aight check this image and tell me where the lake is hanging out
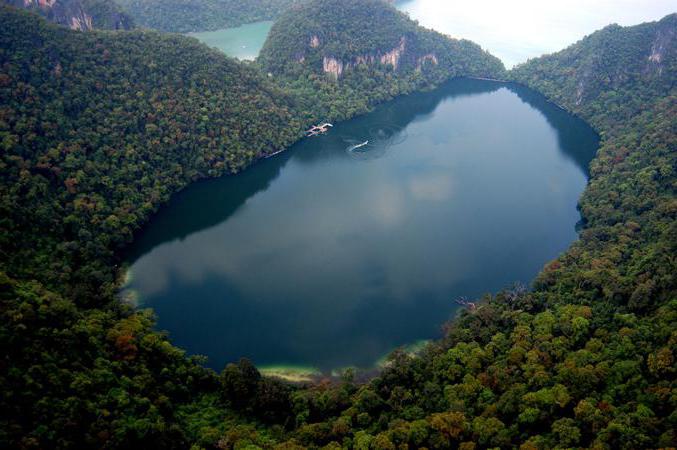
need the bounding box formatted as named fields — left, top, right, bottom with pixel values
left=123, top=78, right=598, bottom=373
left=187, top=21, right=273, bottom=60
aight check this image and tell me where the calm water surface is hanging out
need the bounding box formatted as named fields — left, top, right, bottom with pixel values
left=124, top=79, right=598, bottom=371
left=188, top=21, right=273, bottom=60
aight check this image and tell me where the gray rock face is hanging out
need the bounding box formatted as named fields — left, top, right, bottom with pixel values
left=5, top=0, right=134, bottom=30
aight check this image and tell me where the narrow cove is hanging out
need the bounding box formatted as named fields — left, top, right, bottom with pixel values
left=187, top=20, right=273, bottom=60
left=122, top=78, right=599, bottom=374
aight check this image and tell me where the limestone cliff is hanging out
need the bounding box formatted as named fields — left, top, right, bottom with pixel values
left=258, top=0, right=504, bottom=123
left=4, top=0, right=133, bottom=30
left=512, top=13, right=675, bottom=109
left=259, top=0, right=505, bottom=82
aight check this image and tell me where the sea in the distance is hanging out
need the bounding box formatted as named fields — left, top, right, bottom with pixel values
left=396, top=0, right=675, bottom=67
left=123, top=78, right=598, bottom=373
left=185, top=1, right=675, bottom=67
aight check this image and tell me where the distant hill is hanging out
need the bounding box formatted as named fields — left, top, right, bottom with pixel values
left=239, top=13, right=676, bottom=448
left=512, top=13, right=675, bottom=131
left=258, top=0, right=505, bottom=121
left=511, top=14, right=676, bottom=322
left=4, top=0, right=134, bottom=30
left=0, top=4, right=300, bottom=297
left=113, top=0, right=298, bottom=33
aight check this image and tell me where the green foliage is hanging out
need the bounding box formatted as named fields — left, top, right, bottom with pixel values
left=0, top=270, right=218, bottom=447
left=253, top=11, right=675, bottom=449
left=5, top=0, right=134, bottom=30
left=0, top=6, right=300, bottom=447
left=0, top=2, right=675, bottom=449
left=113, top=0, right=298, bottom=33
left=82, top=0, right=135, bottom=29
left=220, top=359, right=294, bottom=424
left=257, top=0, right=506, bottom=123
left=0, top=5, right=301, bottom=300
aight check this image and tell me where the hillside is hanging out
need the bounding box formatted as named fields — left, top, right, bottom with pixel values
left=512, top=14, right=675, bottom=130
left=0, top=8, right=303, bottom=445
left=511, top=14, right=676, bottom=308
left=0, top=1, right=675, bottom=448
left=113, top=0, right=298, bottom=33
left=258, top=0, right=505, bottom=121
left=4, top=0, right=134, bottom=30
left=244, top=15, right=674, bottom=448
left=0, top=4, right=303, bottom=295
left=218, top=13, right=675, bottom=448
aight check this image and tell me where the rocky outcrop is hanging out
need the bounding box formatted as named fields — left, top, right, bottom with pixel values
left=379, top=36, right=406, bottom=69
left=258, top=0, right=506, bottom=82
left=69, top=11, right=91, bottom=30
left=416, top=53, right=438, bottom=70
left=646, top=19, right=674, bottom=75
left=6, top=0, right=134, bottom=30
left=320, top=36, right=412, bottom=79
left=322, top=56, right=345, bottom=78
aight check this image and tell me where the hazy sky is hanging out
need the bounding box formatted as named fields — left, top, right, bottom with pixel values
left=398, top=0, right=676, bottom=67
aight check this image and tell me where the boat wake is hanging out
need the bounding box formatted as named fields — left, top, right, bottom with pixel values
left=346, top=140, right=369, bottom=152
left=343, top=123, right=407, bottom=160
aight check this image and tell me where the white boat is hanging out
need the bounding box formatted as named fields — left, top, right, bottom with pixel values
left=306, top=122, right=334, bottom=136
left=353, top=140, right=369, bottom=149
left=264, top=149, right=285, bottom=159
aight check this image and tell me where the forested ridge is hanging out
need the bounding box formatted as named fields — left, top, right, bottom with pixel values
left=113, top=0, right=298, bottom=33
left=3, top=0, right=134, bottom=30
left=258, top=0, right=505, bottom=122
left=0, top=1, right=675, bottom=449
left=0, top=7, right=302, bottom=446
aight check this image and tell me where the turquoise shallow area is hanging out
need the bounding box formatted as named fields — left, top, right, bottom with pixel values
left=187, top=21, right=273, bottom=60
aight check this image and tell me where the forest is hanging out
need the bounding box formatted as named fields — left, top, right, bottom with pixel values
left=0, top=0, right=675, bottom=448
left=112, top=0, right=299, bottom=32
left=258, top=0, right=505, bottom=122
left=4, top=0, right=298, bottom=32
left=4, top=0, right=135, bottom=30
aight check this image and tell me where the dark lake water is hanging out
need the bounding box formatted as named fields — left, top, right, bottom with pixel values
left=123, top=78, right=598, bottom=373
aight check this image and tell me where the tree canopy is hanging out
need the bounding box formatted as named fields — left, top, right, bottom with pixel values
left=0, top=2, right=675, bottom=448
left=113, top=0, right=299, bottom=33
left=258, top=0, right=505, bottom=123
left=4, top=0, right=134, bottom=30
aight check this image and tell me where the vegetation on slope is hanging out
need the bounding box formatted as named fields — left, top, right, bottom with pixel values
left=511, top=13, right=676, bottom=318
left=238, top=14, right=674, bottom=448
left=194, top=13, right=675, bottom=449
left=0, top=5, right=301, bottom=297
left=0, top=0, right=675, bottom=447
left=113, top=0, right=298, bottom=33
left=258, top=0, right=505, bottom=122
left=0, top=7, right=302, bottom=446
left=4, top=0, right=134, bottom=30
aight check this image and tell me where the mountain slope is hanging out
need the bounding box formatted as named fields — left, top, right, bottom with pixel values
left=258, top=0, right=505, bottom=121
left=0, top=5, right=305, bottom=447
left=512, top=14, right=676, bottom=307
left=0, top=4, right=301, bottom=297
left=1, top=3, right=675, bottom=449
left=4, top=0, right=134, bottom=30
left=512, top=13, right=675, bottom=129
left=113, top=0, right=297, bottom=33
left=232, top=14, right=675, bottom=449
